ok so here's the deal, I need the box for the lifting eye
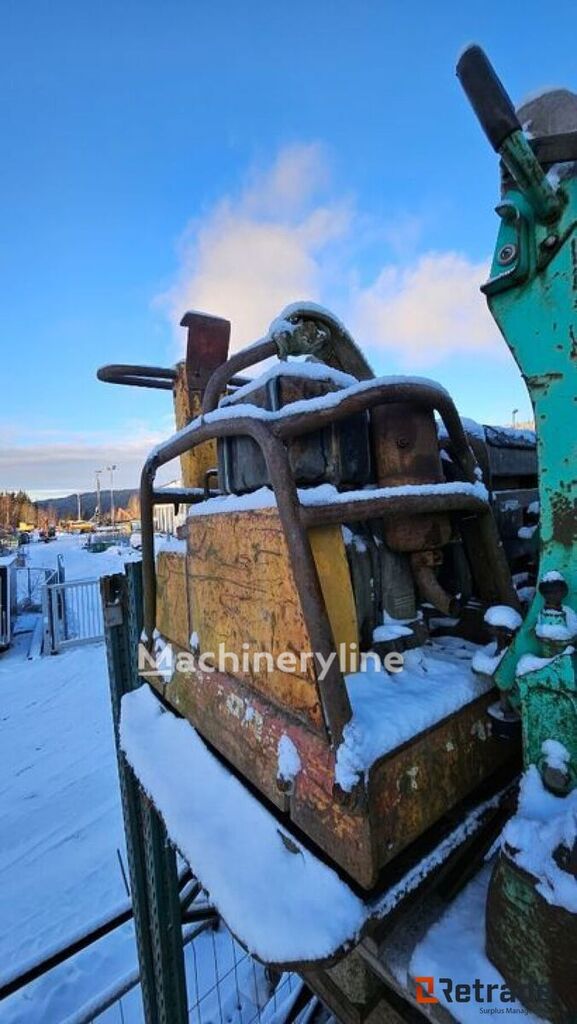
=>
[498,243,517,265]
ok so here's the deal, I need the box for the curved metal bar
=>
[140,377,517,744]
[202,339,277,414]
[151,487,207,509]
[141,416,353,745]
[97,364,178,390]
[269,378,478,483]
[299,489,488,527]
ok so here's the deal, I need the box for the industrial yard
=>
[0,538,301,1023]
[3,4,577,1022]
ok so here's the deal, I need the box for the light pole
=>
[512,408,519,428]
[95,470,103,524]
[107,465,117,528]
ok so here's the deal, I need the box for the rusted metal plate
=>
[173,364,217,489]
[487,853,577,1023]
[156,550,190,650]
[144,635,518,889]
[184,508,358,729]
[367,694,518,874]
[173,310,231,488]
[186,507,324,729]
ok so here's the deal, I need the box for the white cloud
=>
[159,143,352,352]
[351,252,500,368]
[160,146,499,369]
[4,148,508,496]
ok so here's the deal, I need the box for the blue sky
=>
[2,0,576,496]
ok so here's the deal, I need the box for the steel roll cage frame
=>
[139,376,508,747]
[97,364,178,390]
[97,363,252,393]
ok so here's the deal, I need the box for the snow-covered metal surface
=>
[410,863,544,1024]
[120,677,508,968]
[120,685,366,965]
[336,637,492,792]
[501,765,577,914]
[188,480,488,518]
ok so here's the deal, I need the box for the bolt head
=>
[498,243,517,265]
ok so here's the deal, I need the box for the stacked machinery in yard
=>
[98,47,577,1024]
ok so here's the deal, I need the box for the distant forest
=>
[0,489,139,529]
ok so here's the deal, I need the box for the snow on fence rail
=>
[43,578,104,653]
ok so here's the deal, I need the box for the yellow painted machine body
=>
[104,307,523,890]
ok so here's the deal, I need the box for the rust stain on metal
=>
[526,372,564,395]
[186,507,325,729]
[550,491,577,546]
[487,853,577,1022]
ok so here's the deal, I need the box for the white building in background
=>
[153,479,187,536]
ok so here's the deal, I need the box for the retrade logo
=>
[415,977,439,1004]
[413,976,538,1013]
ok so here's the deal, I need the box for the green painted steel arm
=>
[458,47,577,781]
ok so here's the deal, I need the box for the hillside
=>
[35,488,139,521]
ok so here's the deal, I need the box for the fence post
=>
[101,562,188,1024]
[43,585,56,655]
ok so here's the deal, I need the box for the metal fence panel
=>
[17,566,58,612]
[45,579,104,652]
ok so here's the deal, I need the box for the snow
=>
[342,526,368,553]
[485,423,536,445]
[542,569,565,583]
[410,863,544,1024]
[119,682,508,966]
[189,480,488,518]
[1,536,286,1024]
[502,765,577,914]
[120,685,366,963]
[220,359,359,407]
[517,646,574,676]
[155,534,186,555]
[21,532,140,582]
[438,415,485,441]
[0,630,129,1013]
[518,524,538,540]
[484,605,523,631]
[272,300,353,338]
[438,418,537,446]
[335,638,491,792]
[528,500,540,515]
[372,611,413,642]
[372,624,412,642]
[542,738,571,771]
[535,605,577,641]
[150,371,454,461]
[277,735,302,783]
[472,640,505,676]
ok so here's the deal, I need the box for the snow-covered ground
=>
[0,536,295,1024]
[23,532,141,581]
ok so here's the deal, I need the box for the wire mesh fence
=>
[85,918,325,1024]
[16,566,57,611]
